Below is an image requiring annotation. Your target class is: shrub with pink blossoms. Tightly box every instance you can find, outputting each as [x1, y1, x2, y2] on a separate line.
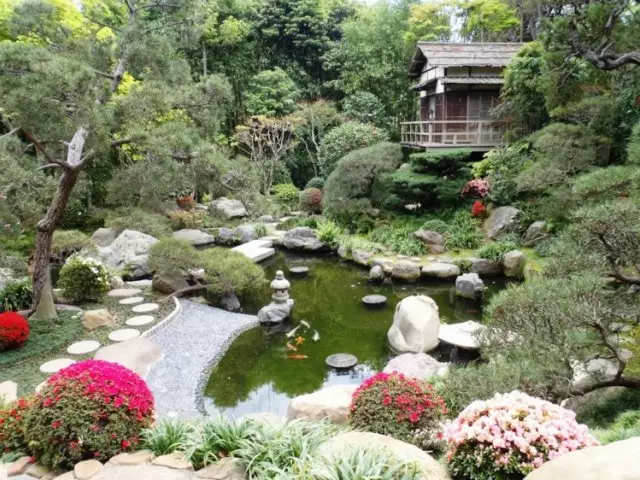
[444, 391, 599, 480]
[462, 178, 490, 199]
[23, 359, 154, 469]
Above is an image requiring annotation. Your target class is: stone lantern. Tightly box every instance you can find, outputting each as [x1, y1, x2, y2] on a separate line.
[258, 270, 294, 325]
[270, 270, 290, 303]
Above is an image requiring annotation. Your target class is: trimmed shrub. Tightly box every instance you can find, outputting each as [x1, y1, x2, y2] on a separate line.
[23, 360, 154, 469]
[57, 256, 110, 303]
[409, 149, 472, 174]
[168, 210, 202, 230]
[444, 391, 599, 479]
[477, 241, 518, 262]
[272, 183, 300, 203]
[0, 312, 30, 351]
[461, 178, 490, 199]
[148, 238, 199, 277]
[299, 188, 323, 214]
[199, 248, 265, 301]
[105, 209, 171, 239]
[0, 396, 35, 454]
[305, 176, 325, 189]
[51, 230, 95, 264]
[0, 278, 32, 312]
[350, 372, 447, 448]
[572, 165, 640, 200]
[319, 121, 389, 177]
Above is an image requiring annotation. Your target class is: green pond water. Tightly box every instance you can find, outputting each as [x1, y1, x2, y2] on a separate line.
[203, 251, 504, 418]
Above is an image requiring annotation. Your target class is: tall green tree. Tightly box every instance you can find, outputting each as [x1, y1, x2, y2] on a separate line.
[404, 2, 452, 45]
[457, 0, 520, 42]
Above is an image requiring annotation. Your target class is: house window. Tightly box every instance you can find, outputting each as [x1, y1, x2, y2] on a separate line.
[468, 92, 499, 120]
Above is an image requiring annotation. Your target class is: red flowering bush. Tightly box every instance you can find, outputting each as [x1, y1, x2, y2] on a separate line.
[176, 194, 195, 210]
[471, 200, 487, 218]
[349, 372, 447, 447]
[462, 178, 490, 199]
[0, 396, 36, 454]
[299, 187, 323, 214]
[0, 312, 30, 351]
[23, 360, 154, 469]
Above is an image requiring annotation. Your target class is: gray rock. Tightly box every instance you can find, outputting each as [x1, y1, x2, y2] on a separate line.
[94, 230, 157, 279]
[152, 453, 193, 470]
[172, 229, 215, 247]
[281, 227, 326, 251]
[372, 257, 395, 275]
[388, 295, 440, 353]
[287, 385, 358, 424]
[91, 227, 118, 247]
[258, 299, 294, 324]
[502, 250, 526, 278]
[219, 293, 241, 312]
[369, 265, 385, 282]
[258, 215, 275, 223]
[455, 273, 484, 299]
[484, 206, 522, 240]
[216, 227, 238, 245]
[383, 352, 448, 379]
[351, 249, 374, 266]
[326, 353, 358, 369]
[391, 260, 421, 282]
[337, 245, 348, 259]
[289, 266, 309, 276]
[195, 458, 245, 479]
[234, 224, 257, 243]
[439, 320, 486, 349]
[469, 257, 502, 276]
[94, 337, 161, 377]
[421, 262, 460, 279]
[152, 274, 189, 294]
[523, 220, 549, 247]
[209, 197, 248, 219]
[362, 294, 387, 307]
[93, 465, 194, 480]
[413, 230, 446, 253]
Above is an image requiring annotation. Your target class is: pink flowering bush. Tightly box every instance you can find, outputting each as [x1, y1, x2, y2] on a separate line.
[444, 391, 599, 480]
[462, 178, 490, 199]
[350, 372, 447, 447]
[23, 360, 154, 469]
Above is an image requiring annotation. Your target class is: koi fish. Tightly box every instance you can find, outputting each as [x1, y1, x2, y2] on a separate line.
[286, 342, 297, 351]
[286, 325, 301, 338]
[300, 320, 310, 329]
[286, 354, 308, 360]
[294, 335, 305, 346]
[312, 330, 320, 342]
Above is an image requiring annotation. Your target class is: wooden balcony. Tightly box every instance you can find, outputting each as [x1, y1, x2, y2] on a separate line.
[400, 120, 506, 151]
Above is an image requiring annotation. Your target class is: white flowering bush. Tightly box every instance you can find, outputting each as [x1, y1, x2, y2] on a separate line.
[444, 391, 599, 480]
[57, 256, 110, 303]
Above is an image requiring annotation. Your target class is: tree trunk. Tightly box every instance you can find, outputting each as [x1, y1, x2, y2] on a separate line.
[31, 169, 80, 319]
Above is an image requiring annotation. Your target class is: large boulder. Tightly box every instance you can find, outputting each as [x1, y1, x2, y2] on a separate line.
[321, 432, 450, 480]
[351, 249, 374, 267]
[391, 260, 421, 282]
[287, 384, 358, 424]
[524, 438, 640, 480]
[152, 274, 189, 294]
[421, 262, 460, 279]
[82, 309, 116, 330]
[455, 273, 484, 299]
[502, 250, 526, 277]
[281, 227, 326, 251]
[91, 227, 118, 247]
[372, 257, 395, 275]
[235, 224, 257, 243]
[484, 206, 522, 240]
[216, 227, 238, 245]
[209, 197, 248, 219]
[383, 353, 448, 380]
[172, 229, 215, 247]
[469, 257, 502, 276]
[523, 220, 549, 247]
[387, 295, 440, 353]
[438, 320, 486, 350]
[219, 292, 241, 312]
[413, 230, 446, 254]
[94, 337, 161, 377]
[95, 230, 157, 279]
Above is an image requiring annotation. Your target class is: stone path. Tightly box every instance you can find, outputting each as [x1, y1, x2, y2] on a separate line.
[108, 328, 140, 342]
[132, 303, 159, 313]
[67, 340, 101, 355]
[231, 239, 275, 262]
[145, 301, 258, 418]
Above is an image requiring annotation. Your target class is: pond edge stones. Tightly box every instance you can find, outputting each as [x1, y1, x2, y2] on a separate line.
[361, 294, 387, 307]
[325, 353, 358, 369]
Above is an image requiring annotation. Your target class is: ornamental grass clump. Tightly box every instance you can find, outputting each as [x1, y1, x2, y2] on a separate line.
[23, 359, 155, 469]
[0, 312, 30, 351]
[57, 256, 110, 303]
[349, 372, 447, 447]
[444, 391, 599, 480]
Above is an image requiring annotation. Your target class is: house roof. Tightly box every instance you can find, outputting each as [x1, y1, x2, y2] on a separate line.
[410, 76, 505, 91]
[408, 42, 524, 76]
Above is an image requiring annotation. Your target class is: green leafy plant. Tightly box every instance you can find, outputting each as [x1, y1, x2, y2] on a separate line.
[272, 183, 300, 203]
[105, 208, 172, 239]
[254, 223, 268, 238]
[305, 177, 325, 189]
[0, 278, 33, 312]
[50, 230, 95, 264]
[453, 259, 473, 274]
[278, 216, 319, 231]
[368, 225, 425, 256]
[143, 419, 195, 456]
[57, 257, 110, 303]
[245, 68, 299, 117]
[315, 220, 342, 248]
[342, 92, 387, 127]
[0, 396, 35, 456]
[308, 447, 421, 480]
[477, 242, 518, 262]
[593, 410, 640, 444]
[420, 219, 449, 234]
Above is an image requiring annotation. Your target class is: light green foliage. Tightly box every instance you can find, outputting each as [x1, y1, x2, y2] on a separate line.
[50, 230, 94, 264]
[272, 183, 300, 203]
[57, 256, 110, 303]
[278, 216, 318, 231]
[477, 241, 518, 262]
[200, 248, 265, 301]
[404, 2, 451, 45]
[148, 238, 199, 277]
[168, 211, 203, 231]
[323, 143, 403, 230]
[593, 410, 640, 444]
[476, 142, 531, 205]
[341, 92, 387, 127]
[254, 223, 268, 238]
[572, 165, 640, 200]
[420, 219, 449, 234]
[444, 211, 483, 250]
[318, 121, 388, 177]
[307, 447, 421, 480]
[245, 68, 299, 117]
[628, 123, 640, 163]
[315, 220, 342, 248]
[551, 95, 615, 137]
[457, 0, 520, 42]
[305, 177, 325, 189]
[0, 278, 33, 312]
[105, 209, 172, 239]
[368, 225, 425, 256]
[143, 419, 196, 456]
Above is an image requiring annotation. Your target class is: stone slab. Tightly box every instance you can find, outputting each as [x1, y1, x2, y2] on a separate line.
[108, 288, 142, 298]
[67, 340, 101, 355]
[119, 296, 145, 305]
[126, 315, 156, 327]
[326, 353, 358, 369]
[231, 242, 276, 262]
[132, 303, 159, 313]
[40, 358, 75, 373]
[108, 328, 141, 342]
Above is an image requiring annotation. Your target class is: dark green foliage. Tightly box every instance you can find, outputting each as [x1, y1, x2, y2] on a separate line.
[409, 149, 472, 175]
[245, 68, 299, 117]
[342, 92, 387, 127]
[628, 123, 640, 164]
[200, 248, 266, 301]
[474, 142, 532, 206]
[576, 389, 640, 429]
[477, 241, 518, 262]
[105, 209, 172, 239]
[572, 165, 640, 200]
[0, 278, 33, 312]
[551, 95, 615, 138]
[57, 257, 110, 303]
[323, 142, 403, 230]
[277, 216, 319, 231]
[305, 176, 325, 189]
[148, 238, 199, 277]
[50, 230, 94, 265]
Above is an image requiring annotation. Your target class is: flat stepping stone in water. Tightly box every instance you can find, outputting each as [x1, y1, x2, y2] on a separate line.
[132, 303, 159, 313]
[107, 288, 142, 298]
[126, 315, 155, 327]
[362, 294, 387, 307]
[438, 320, 486, 350]
[67, 340, 101, 355]
[118, 296, 145, 305]
[289, 266, 309, 276]
[326, 353, 358, 369]
[40, 358, 75, 373]
[108, 328, 140, 342]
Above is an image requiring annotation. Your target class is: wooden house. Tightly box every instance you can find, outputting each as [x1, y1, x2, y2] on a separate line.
[401, 42, 523, 151]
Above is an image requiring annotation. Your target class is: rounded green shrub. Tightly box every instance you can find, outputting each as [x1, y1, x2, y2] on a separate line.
[57, 256, 110, 303]
[305, 176, 325, 190]
[51, 230, 95, 264]
[199, 248, 265, 301]
[299, 188, 323, 214]
[272, 183, 300, 203]
[148, 238, 199, 277]
[105, 209, 171, 239]
[0, 278, 33, 312]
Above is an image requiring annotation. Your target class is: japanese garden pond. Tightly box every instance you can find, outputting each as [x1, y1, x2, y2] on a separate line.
[203, 251, 505, 418]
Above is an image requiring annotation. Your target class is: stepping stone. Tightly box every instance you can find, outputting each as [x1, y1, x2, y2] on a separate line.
[438, 320, 487, 350]
[119, 296, 145, 305]
[125, 279, 153, 288]
[231, 240, 276, 262]
[108, 328, 140, 342]
[107, 288, 142, 298]
[126, 315, 155, 327]
[67, 340, 101, 355]
[132, 303, 159, 313]
[289, 266, 309, 276]
[40, 358, 75, 373]
[326, 353, 358, 369]
[361, 294, 387, 307]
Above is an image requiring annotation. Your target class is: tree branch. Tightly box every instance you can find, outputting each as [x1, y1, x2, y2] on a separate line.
[0, 127, 20, 139]
[21, 130, 54, 163]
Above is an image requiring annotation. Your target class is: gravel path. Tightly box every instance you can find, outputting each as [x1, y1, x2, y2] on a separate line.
[145, 301, 259, 418]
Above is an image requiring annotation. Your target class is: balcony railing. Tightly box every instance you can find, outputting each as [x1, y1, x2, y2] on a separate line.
[400, 120, 506, 150]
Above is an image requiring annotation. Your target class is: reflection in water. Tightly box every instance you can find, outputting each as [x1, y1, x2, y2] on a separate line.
[204, 251, 504, 418]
